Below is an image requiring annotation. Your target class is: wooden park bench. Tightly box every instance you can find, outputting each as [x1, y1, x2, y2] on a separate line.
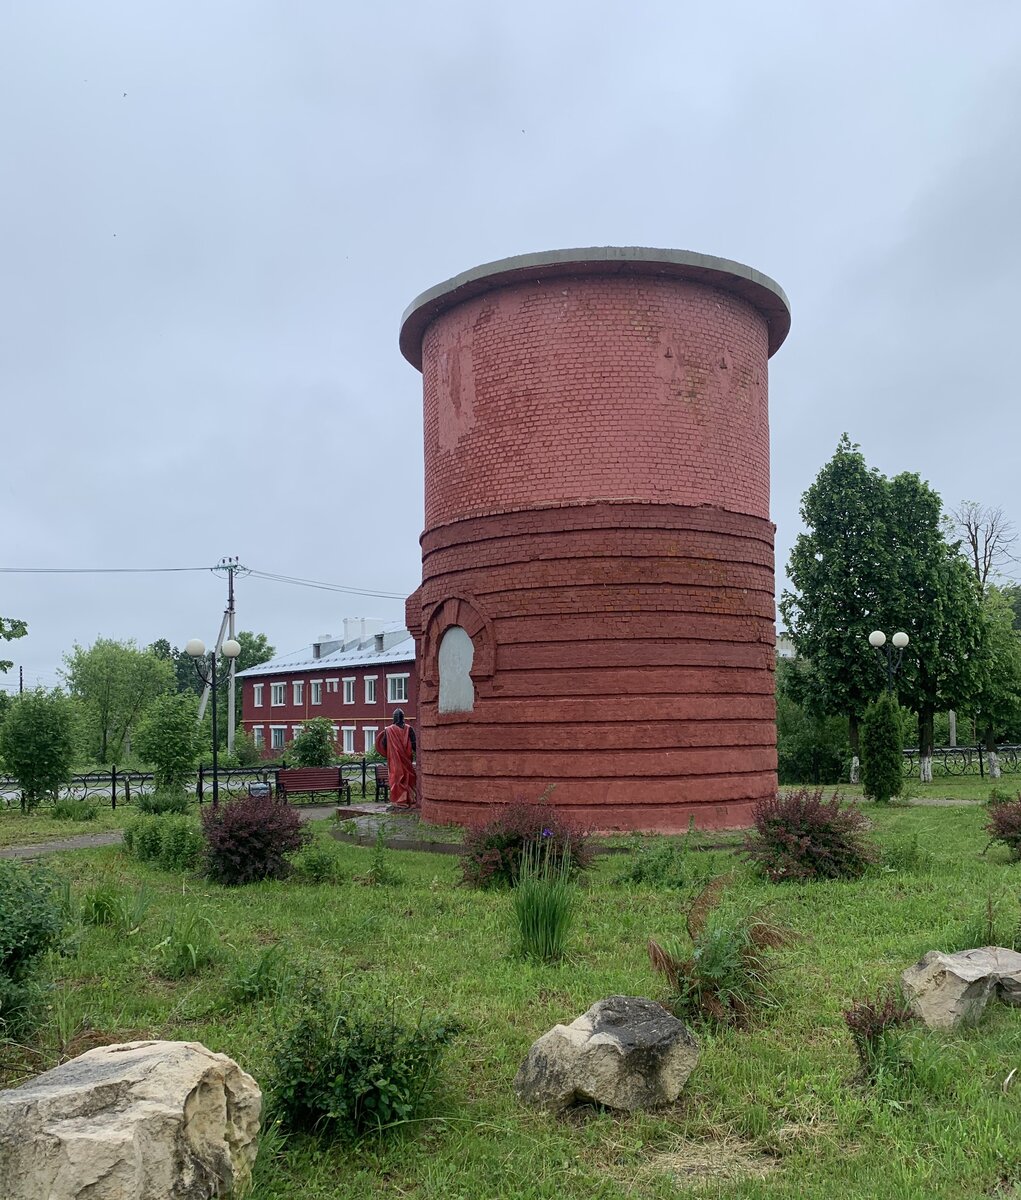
[275, 766, 351, 804]
[373, 762, 390, 803]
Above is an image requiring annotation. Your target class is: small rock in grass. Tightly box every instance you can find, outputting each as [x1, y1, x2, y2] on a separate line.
[514, 995, 698, 1113]
[901, 947, 1021, 1030]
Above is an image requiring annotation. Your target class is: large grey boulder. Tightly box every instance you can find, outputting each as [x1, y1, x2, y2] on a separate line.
[514, 995, 698, 1113]
[901, 947, 1021, 1030]
[0, 1040, 261, 1200]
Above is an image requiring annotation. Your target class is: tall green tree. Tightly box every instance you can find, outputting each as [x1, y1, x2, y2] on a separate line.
[970, 586, 1021, 774]
[0, 616, 27, 674]
[148, 631, 274, 733]
[783, 438, 985, 782]
[882, 472, 983, 782]
[62, 639, 174, 763]
[0, 689, 77, 811]
[780, 435, 892, 758]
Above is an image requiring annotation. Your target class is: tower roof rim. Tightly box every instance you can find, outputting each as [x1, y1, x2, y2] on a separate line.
[398, 246, 791, 369]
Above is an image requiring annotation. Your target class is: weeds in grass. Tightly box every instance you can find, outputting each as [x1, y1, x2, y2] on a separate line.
[292, 838, 345, 885]
[843, 985, 916, 1083]
[359, 826, 404, 887]
[614, 820, 707, 890]
[50, 798, 99, 822]
[879, 833, 935, 874]
[225, 944, 295, 1006]
[987, 786, 1016, 807]
[648, 878, 789, 1027]
[153, 909, 223, 979]
[512, 841, 576, 962]
[0, 861, 63, 1037]
[945, 889, 1014, 952]
[268, 991, 462, 1140]
[80, 885, 121, 927]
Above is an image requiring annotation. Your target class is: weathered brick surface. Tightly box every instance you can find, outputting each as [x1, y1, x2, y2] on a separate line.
[404, 258, 784, 833]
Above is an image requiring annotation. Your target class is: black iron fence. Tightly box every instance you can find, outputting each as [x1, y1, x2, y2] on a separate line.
[0, 757, 372, 810]
[901, 745, 1021, 778]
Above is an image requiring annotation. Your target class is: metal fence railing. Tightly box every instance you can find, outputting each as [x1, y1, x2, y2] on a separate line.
[901, 745, 1021, 778]
[0, 757, 373, 810]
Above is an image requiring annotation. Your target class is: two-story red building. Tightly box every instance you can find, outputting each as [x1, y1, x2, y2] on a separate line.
[237, 618, 417, 758]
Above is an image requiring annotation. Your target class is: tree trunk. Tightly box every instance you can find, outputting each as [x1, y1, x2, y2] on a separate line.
[985, 729, 1001, 779]
[849, 713, 860, 783]
[919, 706, 934, 784]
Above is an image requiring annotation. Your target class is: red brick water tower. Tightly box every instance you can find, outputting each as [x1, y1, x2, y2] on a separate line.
[401, 247, 790, 831]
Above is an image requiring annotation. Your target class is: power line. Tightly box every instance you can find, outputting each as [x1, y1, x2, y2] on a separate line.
[245, 569, 408, 600]
[0, 566, 213, 574]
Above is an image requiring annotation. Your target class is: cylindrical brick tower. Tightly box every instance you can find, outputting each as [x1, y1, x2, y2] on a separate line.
[400, 247, 790, 831]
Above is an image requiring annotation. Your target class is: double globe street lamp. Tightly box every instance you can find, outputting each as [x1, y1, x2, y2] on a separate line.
[868, 629, 910, 695]
[186, 637, 241, 806]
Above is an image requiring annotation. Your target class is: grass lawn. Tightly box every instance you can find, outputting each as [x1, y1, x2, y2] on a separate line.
[6, 804, 1021, 1199]
[0, 804, 136, 848]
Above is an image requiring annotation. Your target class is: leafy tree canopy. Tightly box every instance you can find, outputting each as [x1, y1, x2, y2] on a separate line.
[62, 639, 173, 763]
[0, 688, 77, 810]
[0, 616, 27, 675]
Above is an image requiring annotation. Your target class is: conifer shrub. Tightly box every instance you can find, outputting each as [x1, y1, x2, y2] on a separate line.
[860, 693, 904, 803]
[458, 797, 592, 889]
[985, 797, 1021, 861]
[743, 789, 878, 882]
[268, 988, 461, 1140]
[202, 793, 310, 885]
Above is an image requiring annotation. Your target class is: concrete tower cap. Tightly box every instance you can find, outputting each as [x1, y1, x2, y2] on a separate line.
[399, 246, 791, 369]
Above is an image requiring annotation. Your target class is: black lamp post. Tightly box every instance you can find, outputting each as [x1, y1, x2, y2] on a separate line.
[186, 637, 241, 806]
[868, 629, 910, 695]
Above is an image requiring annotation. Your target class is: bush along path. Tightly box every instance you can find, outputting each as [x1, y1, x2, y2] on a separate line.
[0, 805, 339, 859]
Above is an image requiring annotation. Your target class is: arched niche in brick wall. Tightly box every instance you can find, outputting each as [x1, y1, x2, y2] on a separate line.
[421, 594, 495, 705]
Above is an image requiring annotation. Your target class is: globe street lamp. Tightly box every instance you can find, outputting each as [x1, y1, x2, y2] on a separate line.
[868, 629, 910, 695]
[186, 638, 241, 806]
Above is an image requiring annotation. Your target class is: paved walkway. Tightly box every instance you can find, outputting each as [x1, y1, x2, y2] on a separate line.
[0, 805, 340, 860]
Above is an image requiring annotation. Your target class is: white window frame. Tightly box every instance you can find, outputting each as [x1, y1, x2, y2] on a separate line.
[386, 673, 409, 704]
[341, 726, 356, 754]
[311, 680, 323, 705]
[293, 680, 304, 705]
[252, 725, 264, 748]
[270, 725, 286, 749]
[363, 726, 378, 754]
[326, 678, 339, 693]
[331, 724, 339, 742]
[343, 677, 355, 704]
[270, 682, 286, 707]
[253, 683, 264, 707]
[291, 724, 303, 739]
[364, 675, 377, 704]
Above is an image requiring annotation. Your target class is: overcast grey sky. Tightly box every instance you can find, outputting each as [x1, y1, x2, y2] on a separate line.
[3, 1, 1019, 690]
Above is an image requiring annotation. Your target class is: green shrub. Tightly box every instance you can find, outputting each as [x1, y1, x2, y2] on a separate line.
[512, 843, 576, 962]
[744, 789, 878, 882]
[459, 797, 592, 889]
[0, 689, 77, 811]
[153, 908, 222, 978]
[51, 798, 100, 822]
[358, 826, 403, 887]
[133, 692, 201, 790]
[136, 788, 191, 816]
[860, 693, 904, 803]
[0, 860, 63, 1035]
[987, 786, 1016, 807]
[124, 815, 165, 863]
[268, 991, 461, 1140]
[157, 816, 204, 872]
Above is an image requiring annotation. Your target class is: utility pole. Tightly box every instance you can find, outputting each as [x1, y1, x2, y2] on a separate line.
[200, 558, 245, 753]
[19, 666, 23, 694]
